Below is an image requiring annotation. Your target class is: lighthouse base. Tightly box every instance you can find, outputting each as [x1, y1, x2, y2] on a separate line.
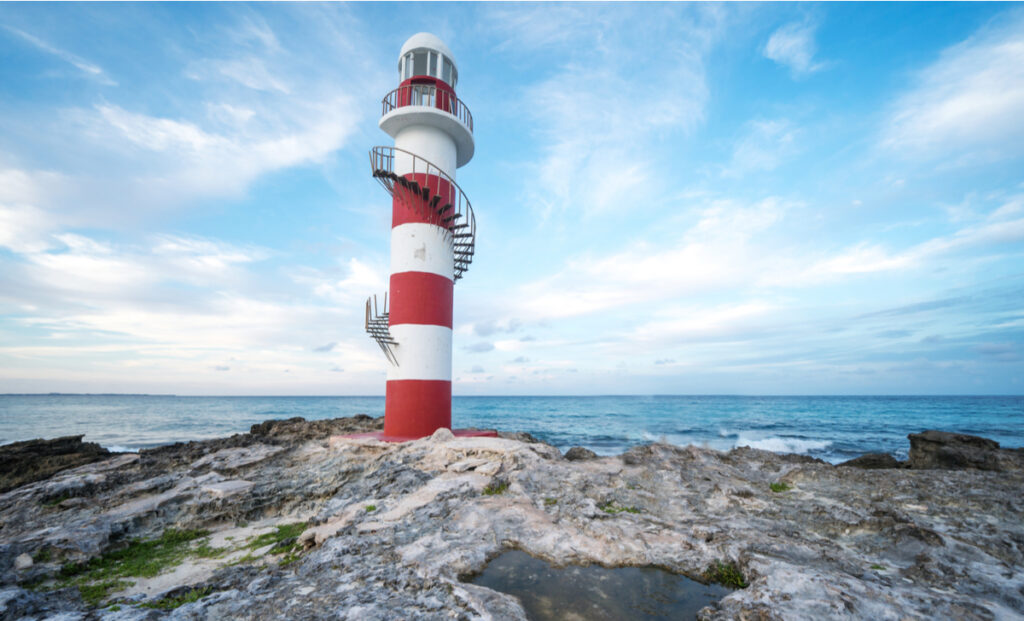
[331, 428, 498, 444]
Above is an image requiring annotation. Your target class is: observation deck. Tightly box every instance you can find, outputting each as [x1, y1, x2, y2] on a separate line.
[379, 85, 475, 168]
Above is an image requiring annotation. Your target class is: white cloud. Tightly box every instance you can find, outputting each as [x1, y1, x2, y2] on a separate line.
[882, 11, 1024, 160]
[2, 25, 117, 85]
[0, 228, 386, 392]
[186, 57, 291, 94]
[303, 258, 388, 307]
[488, 4, 723, 220]
[769, 194, 1024, 286]
[0, 7, 394, 394]
[503, 186, 1024, 332]
[0, 203, 54, 254]
[97, 105, 223, 153]
[724, 119, 801, 177]
[526, 65, 699, 219]
[631, 301, 780, 344]
[83, 99, 358, 202]
[1, 7, 383, 229]
[763, 22, 824, 76]
[16, 233, 266, 299]
[0, 168, 58, 205]
[513, 198, 790, 319]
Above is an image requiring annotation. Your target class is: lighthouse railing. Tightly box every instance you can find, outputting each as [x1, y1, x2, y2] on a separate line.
[369, 146, 476, 281]
[381, 84, 474, 133]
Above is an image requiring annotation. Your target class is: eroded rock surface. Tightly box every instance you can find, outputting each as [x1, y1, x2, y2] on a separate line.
[0, 435, 111, 494]
[1, 419, 1021, 620]
[907, 429, 1024, 472]
[563, 446, 598, 461]
[837, 453, 902, 470]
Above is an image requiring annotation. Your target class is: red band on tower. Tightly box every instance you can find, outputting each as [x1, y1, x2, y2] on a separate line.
[388, 272, 453, 327]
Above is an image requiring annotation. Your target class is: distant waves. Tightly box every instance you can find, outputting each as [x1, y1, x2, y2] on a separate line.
[2, 394, 1021, 464]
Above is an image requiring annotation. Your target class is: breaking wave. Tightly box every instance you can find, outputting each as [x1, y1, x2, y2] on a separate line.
[104, 445, 140, 453]
[734, 434, 832, 455]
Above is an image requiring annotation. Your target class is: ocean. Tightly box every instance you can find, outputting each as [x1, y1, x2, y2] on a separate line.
[1, 395, 1022, 464]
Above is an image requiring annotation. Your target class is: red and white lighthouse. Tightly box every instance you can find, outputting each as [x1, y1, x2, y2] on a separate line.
[365, 33, 486, 440]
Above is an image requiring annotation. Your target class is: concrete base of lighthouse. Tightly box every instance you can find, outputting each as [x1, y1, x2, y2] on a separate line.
[335, 428, 498, 444]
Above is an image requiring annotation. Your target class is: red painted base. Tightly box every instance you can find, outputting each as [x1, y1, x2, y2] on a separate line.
[384, 379, 452, 438]
[335, 428, 498, 444]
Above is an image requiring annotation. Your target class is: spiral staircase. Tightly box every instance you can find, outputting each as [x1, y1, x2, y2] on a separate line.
[365, 146, 477, 363]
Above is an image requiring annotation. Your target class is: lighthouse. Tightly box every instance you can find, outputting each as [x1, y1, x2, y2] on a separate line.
[364, 33, 489, 441]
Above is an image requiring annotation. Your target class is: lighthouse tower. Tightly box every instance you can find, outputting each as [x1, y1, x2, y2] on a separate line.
[365, 33, 484, 440]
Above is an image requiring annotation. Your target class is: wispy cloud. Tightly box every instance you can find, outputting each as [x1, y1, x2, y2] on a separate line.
[300, 258, 388, 307]
[2, 4, 1022, 395]
[882, 10, 1024, 161]
[186, 57, 291, 94]
[80, 98, 358, 202]
[2, 6, 383, 229]
[766, 193, 1024, 286]
[487, 4, 725, 220]
[0, 202, 54, 254]
[723, 119, 801, 177]
[3, 26, 117, 85]
[0, 228, 385, 393]
[763, 21, 825, 76]
[512, 197, 791, 320]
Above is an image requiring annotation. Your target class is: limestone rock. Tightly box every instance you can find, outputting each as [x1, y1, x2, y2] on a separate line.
[0, 435, 110, 493]
[249, 415, 381, 441]
[837, 453, 903, 469]
[200, 480, 254, 498]
[563, 446, 598, 461]
[497, 431, 546, 445]
[429, 427, 455, 442]
[0, 422, 1020, 620]
[907, 430, 1015, 471]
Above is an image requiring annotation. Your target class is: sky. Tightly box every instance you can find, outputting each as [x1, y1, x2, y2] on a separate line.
[0, 3, 1022, 396]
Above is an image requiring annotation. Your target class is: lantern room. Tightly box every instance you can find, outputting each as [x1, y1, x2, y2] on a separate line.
[398, 32, 458, 88]
[379, 32, 474, 169]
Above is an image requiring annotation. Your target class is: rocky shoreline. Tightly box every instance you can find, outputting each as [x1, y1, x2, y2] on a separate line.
[1, 417, 1022, 619]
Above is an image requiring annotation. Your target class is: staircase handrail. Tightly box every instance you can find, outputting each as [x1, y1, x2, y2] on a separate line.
[368, 146, 476, 281]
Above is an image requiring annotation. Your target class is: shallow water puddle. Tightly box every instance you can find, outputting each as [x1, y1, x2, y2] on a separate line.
[468, 550, 732, 620]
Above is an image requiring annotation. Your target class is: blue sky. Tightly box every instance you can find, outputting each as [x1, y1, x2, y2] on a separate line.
[0, 3, 1022, 396]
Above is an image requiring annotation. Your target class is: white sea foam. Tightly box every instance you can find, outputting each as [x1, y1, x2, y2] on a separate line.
[735, 434, 831, 454]
[640, 431, 737, 452]
[105, 445, 140, 453]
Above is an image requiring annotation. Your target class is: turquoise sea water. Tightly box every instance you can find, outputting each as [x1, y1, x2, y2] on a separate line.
[1, 395, 1022, 464]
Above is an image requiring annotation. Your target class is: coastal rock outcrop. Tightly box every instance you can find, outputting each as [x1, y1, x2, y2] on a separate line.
[563, 446, 597, 461]
[907, 429, 1024, 472]
[0, 435, 110, 494]
[249, 414, 381, 442]
[0, 419, 1021, 620]
[837, 452, 903, 469]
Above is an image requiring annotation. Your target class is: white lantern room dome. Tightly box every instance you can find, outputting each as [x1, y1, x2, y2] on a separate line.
[397, 33, 459, 88]
[400, 33, 456, 70]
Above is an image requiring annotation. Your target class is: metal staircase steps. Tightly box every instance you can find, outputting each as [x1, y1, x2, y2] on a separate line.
[365, 294, 398, 365]
[369, 146, 476, 281]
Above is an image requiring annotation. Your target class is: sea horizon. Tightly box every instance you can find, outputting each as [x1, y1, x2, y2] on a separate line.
[4, 392, 1023, 398]
[4, 394, 1022, 466]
